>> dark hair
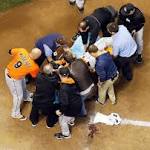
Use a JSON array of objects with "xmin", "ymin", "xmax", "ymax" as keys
[
  {"xmin": 63, "ymin": 51, "xmax": 75, "ymax": 64},
  {"xmin": 79, "ymin": 20, "xmax": 88, "ymax": 30},
  {"xmin": 123, "ymin": 3, "xmax": 135, "ymax": 14},
  {"xmin": 59, "ymin": 67, "xmax": 70, "ymax": 77},
  {"xmin": 55, "ymin": 37, "xmax": 67, "ymax": 46},
  {"xmin": 87, "ymin": 45, "xmax": 98, "ymax": 53},
  {"xmin": 107, "ymin": 22, "xmax": 119, "ymax": 34}
]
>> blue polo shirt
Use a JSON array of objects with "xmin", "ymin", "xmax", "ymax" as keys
[
  {"xmin": 35, "ymin": 33, "xmax": 63, "ymax": 57},
  {"xmin": 95, "ymin": 52, "xmax": 117, "ymax": 82},
  {"xmin": 112, "ymin": 25, "xmax": 137, "ymax": 57}
]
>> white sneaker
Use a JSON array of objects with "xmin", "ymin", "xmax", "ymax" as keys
[
  {"xmin": 12, "ymin": 115, "xmax": 27, "ymax": 121},
  {"xmin": 32, "ymin": 124, "xmax": 37, "ymax": 127}
]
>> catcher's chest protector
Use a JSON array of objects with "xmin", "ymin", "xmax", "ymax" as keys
[{"xmin": 70, "ymin": 59, "xmax": 93, "ymax": 91}]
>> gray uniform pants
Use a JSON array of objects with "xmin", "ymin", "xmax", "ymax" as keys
[
  {"xmin": 59, "ymin": 115, "xmax": 75, "ymax": 136},
  {"xmin": 5, "ymin": 69, "xmax": 30, "ymax": 118}
]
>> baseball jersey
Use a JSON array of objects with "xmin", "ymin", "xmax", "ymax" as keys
[{"xmin": 7, "ymin": 48, "xmax": 40, "ymax": 80}]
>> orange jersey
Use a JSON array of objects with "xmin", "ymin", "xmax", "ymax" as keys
[{"xmin": 7, "ymin": 48, "xmax": 39, "ymax": 80}]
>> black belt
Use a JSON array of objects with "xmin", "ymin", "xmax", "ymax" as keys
[{"xmin": 7, "ymin": 74, "xmax": 11, "ymax": 78}]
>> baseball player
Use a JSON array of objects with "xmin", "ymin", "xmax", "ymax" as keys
[{"xmin": 5, "ymin": 48, "xmax": 41, "ymax": 120}]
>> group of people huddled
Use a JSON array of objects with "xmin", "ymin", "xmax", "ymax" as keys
[{"xmin": 5, "ymin": 3, "xmax": 145, "ymax": 140}]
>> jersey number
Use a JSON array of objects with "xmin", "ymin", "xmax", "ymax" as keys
[{"xmin": 14, "ymin": 61, "xmax": 22, "ymax": 68}]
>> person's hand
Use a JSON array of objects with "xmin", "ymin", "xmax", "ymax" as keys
[
  {"xmin": 98, "ymin": 81, "xmax": 104, "ymax": 86},
  {"xmin": 132, "ymin": 30, "xmax": 136, "ymax": 37},
  {"xmin": 56, "ymin": 110, "xmax": 62, "ymax": 116}
]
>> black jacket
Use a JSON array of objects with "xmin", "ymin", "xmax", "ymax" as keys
[
  {"xmin": 70, "ymin": 59, "xmax": 93, "ymax": 92},
  {"xmin": 118, "ymin": 7, "xmax": 145, "ymax": 32},
  {"xmin": 33, "ymin": 72, "xmax": 60, "ymax": 106},
  {"xmin": 59, "ymin": 83, "xmax": 82, "ymax": 117},
  {"xmin": 80, "ymin": 7, "xmax": 116, "ymax": 45}
]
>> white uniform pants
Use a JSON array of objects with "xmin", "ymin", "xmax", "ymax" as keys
[
  {"xmin": 69, "ymin": 0, "xmax": 84, "ymax": 9},
  {"xmin": 5, "ymin": 69, "xmax": 30, "ymax": 118},
  {"xmin": 135, "ymin": 27, "xmax": 144, "ymax": 55},
  {"xmin": 59, "ymin": 115, "xmax": 75, "ymax": 136}
]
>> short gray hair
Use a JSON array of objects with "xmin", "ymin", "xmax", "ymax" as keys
[{"xmin": 43, "ymin": 64, "xmax": 53, "ymax": 75}]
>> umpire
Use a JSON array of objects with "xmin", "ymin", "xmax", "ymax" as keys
[
  {"xmin": 78, "ymin": 6, "xmax": 118, "ymax": 50},
  {"xmin": 118, "ymin": 3, "xmax": 145, "ymax": 63},
  {"xmin": 30, "ymin": 64, "xmax": 60, "ymax": 127}
]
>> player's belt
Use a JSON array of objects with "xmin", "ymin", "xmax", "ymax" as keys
[{"xmin": 7, "ymin": 74, "xmax": 11, "ymax": 78}]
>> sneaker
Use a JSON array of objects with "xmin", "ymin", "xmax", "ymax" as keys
[
  {"xmin": 68, "ymin": 121, "xmax": 75, "ymax": 126},
  {"xmin": 136, "ymin": 54, "xmax": 143, "ymax": 64},
  {"xmin": 54, "ymin": 133, "xmax": 71, "ymax": 140},
  {"xmin": 12, "ymin": 115, "xmax": 27, "ymax": 121},
  {"xmin": 69, "ymin": 1, "xmax": 75, "ymax": 5},
  {"xmin": 111, "ymin": 101, "xmax": 116, "ymax": 105},
  {"xmin": 46, "ymin": 125, "xmax": 52, "ymax": 129},
  {"xmin": 77, "ymin": 7, "xmax": 84, "ymax": 13},
  {"xmin": 32, "ymin": 124, "xmax": 37, "ymax": 127}
]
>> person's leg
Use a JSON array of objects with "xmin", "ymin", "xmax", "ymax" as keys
[
  {"xmin": 5, "ymin": 70, "xmax": 24, "ymax": 119},
  {"xmin": 29, "ymin": 105, "xmax": 39, "ymax": 126},
  {"xmin": 122, "ymin": 61, "xmax": 133, "ymax": 81},
  {"xmin": 46, "ymin": 106, "xmax": 58, "ymax": 127},
  {"xmin": 108, "ymin": 75, "xmax": 119, "ymax": 104},
  {"xmin": 22, "ymin": 78, "xmax": 33, "ymax": 102},
  {"xmin": 135, "ymin": 27, "xmax": 144, "ymax": 63},
  {"xmin": 97, "ymin": 81, "xmax": 109, "ymax": 104},
  {"xmin": 80, "ymin": 95, "xmax": 87, "ymax": 116},
  {"xmin": 54, "ymin": 115, "xmax": 72, "ymax": 139}
]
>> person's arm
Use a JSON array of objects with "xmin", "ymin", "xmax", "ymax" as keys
[
  {"xmin": 96, "ymin": 62, "xmax": 106, "ymax": 83},
  {"xmin": 80, "ymin": 31, "xmax": 88, "ymax": 47},
  {"xmin": 30, "ymin": 66, "xmax": 40, "ymax": 78},
  {"xmin": 43, "ymin": 44, "xmax": 53, "ymax": 62},
  {"xmin": 89, "ymin": 27, "xmax": 99, "ymax": 46}
]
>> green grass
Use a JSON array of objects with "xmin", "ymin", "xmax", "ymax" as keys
[{"xmin": 0, "ymin": 0, "xmax": 31, "ymax": 12}]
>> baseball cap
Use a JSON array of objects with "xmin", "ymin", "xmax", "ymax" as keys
[
  {"xmin": 123, "ymin": 3, "xmax": 135, "ymax": 14},
  {"xmin": 59, "ymin": 67, "xmax": 70, "ymax": 76}
]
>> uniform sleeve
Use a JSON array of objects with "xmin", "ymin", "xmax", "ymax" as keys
[
  {"xmin": 43, "ymin": 44, "xmax": 53, "ymax": 57},
  {"xmin": 30, "ymin": 66, "xmax": 40, "ymax": 78}
]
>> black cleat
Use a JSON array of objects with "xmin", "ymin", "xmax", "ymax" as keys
[{"xmin": 136, "ymin": 54, "xmax": 143, "ymax": 64}]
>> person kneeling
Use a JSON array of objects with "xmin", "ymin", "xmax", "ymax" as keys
[{"xmin": 54, "ymin": 67, "xmax": 82, "ymax": 140}]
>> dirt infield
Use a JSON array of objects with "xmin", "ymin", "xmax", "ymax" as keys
[{"xmin": 0, "ymin": 0, "xmax": 150, "ymax": 150}]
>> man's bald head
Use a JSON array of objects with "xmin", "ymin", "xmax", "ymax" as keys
[
  {"xmin": 30, "ymin": 48, "xmax": 41, "ymax": 60},
  {"xmin": 78, "ymin": 20, "xmax": 89, "ymax": 32}
]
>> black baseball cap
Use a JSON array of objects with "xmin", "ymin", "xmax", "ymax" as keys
[
  {"xmin": 123, "ymin": 3, "xmax": 135, "ymax": 14},
  {"xmin": 59, "ymin": 67, "xmax": 70, "ymax": 76}
]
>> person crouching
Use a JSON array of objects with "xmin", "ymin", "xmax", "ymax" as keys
[
  {"xmin": 29, "ymin": 64, "xmax": 60, "ymax": 128},
  {"xmin": 54, "ymin": 67, "xmax": 82, "ymax": 140}
]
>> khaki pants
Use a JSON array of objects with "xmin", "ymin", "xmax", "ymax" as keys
[{"xmin": 98, "ymin": 74, "xmax": 119, "ymax": 104}]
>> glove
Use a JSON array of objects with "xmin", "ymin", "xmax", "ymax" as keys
[{"xmin": 50, "ymin": 61, "xmax": 60, "ymax": 69}]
